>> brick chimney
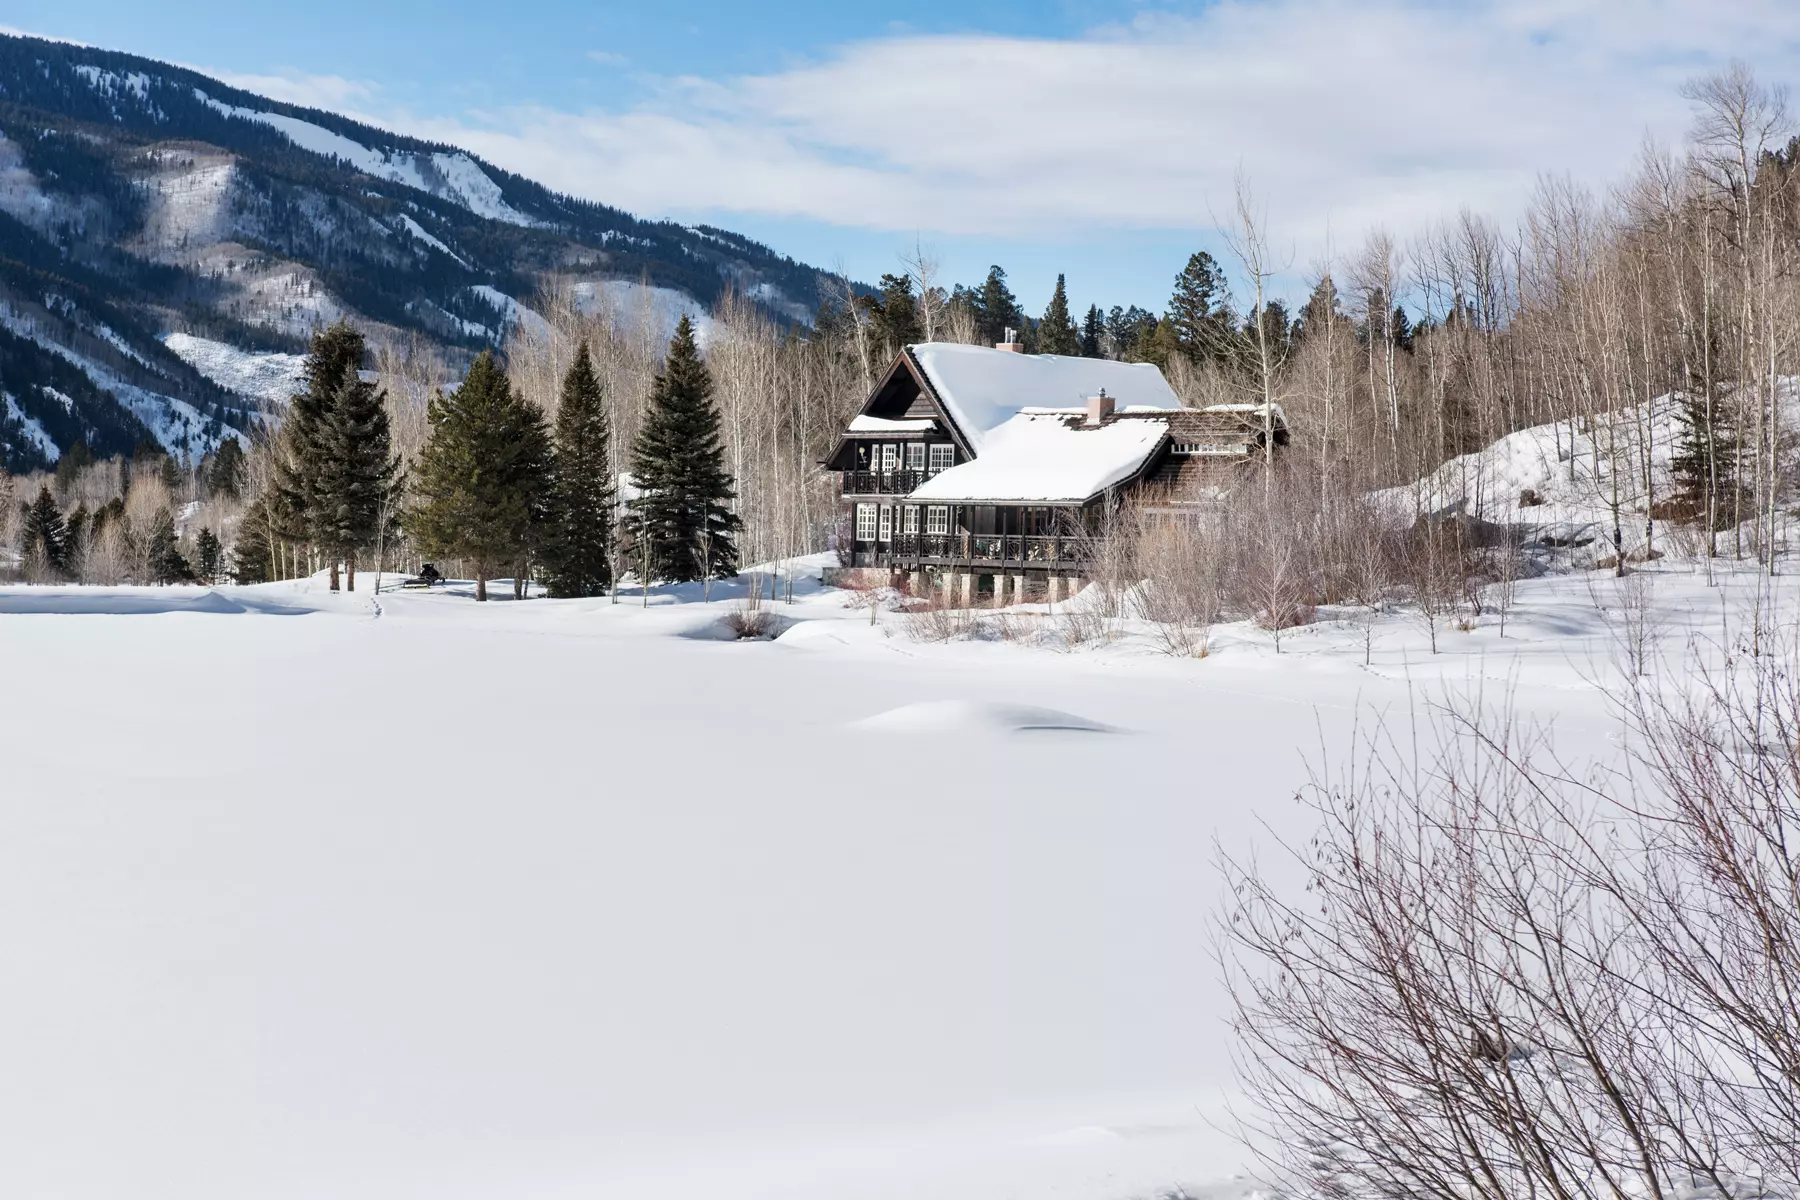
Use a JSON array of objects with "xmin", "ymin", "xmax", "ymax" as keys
[
  {"xmin": 1084, "ymin": 389, "xmax": 1115, "ymax": 427},
  {"xmin": 996, "ymin": 326, "xmax": 1023, "ymax": 353}
]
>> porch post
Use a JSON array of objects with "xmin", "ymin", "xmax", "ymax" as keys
[{"xmin": 992, "ymin": 573, "xmax": 1010, "ymax": 608}]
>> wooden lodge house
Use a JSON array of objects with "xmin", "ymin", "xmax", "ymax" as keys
[{"xmin": 824, "ymin": 340, "xmax": 1289, "ymax": 603}]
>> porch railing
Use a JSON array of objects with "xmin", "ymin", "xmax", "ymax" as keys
[
  {"xmin": 887, "ymin": 533, "xmax": 1087, "ymax": 565},
  {"xmin": 842, "ymin": 469, "xmax": 929, "ymax": 495}
]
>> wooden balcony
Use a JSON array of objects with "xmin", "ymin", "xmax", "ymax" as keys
[
  {"xmin": 884, "ymin": 533, "xmax": 1088, "ymax": 569},
  {"xmin": 842, "ymin": 469, "xmax": 927, "ymax": 495}
]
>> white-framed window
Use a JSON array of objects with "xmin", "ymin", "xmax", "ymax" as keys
[
  {"xmin": 928, "ymin": 443, "xmax": 954, "ymax": 474},
  {"xmin": 855, "ymin": 503, "xmax": 877, "ymax": 542},
  {"xmin": 926, "ymin": 505, "xmax": 951, "ymax": 535},
  {"xmin": 905, "ymin": 442, "xmax": 926, "ymax": 471},
  {"xmin": 877, "ymin": 505, "xmax": 893, "ymax": 543},
  {"xmin": 1173, "ymin": 441, "xmax": 1248, "ymax": 457},
  {"xmin": 881, "ymin": 444, "xmax": 900, "ymax": 472},
  {"xmin": 902, "ymin": 505, "xmax": 920, "ymax": 534}
]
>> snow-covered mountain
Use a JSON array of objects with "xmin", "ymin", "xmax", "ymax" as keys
[{"xmin": 0, "ymin": 32, "xmax": 833, "ymax": 471}]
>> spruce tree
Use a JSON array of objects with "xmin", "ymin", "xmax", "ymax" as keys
[
  {"xmin": 195, "ymin": 527, "xmax": 223, "ymax": 584},
  {"xmin": 407, "ymin": 351, "xmax": 550, "ymax": 601},
  {"xmin": 274, "ymin": 321, "xmax": 365, "ymax": 590},
  {"xmin": 629, "ymin": 316, "xmax": 741, "ymax": 584},
  {"xmin": 230, "ymin": 496, "xmax": 278, "ymax": 584},
  {"xmin": 1168, "ymin": 250, "xmax": 1232, "ymax": 358},
  {"xmin": 207, "ymin": 438, "xmax": 246, "ymax": 499},
  {"xmin": 1080, "ymin": 304, "xmax": 1104, "ymax": 358},
  {"xmin": 313, "ymin": 372, "xmax": 402, "ymax": 592},
  {"xmin": 973, "ymin": 265, "xmax": 1021, "ymax": 345},
  {"xmin": 20, "ymin": 484, "xmax": 68, "ymax": 574},
  {"xmin": 146, "ymin": 509, "xmax": 193, "ymax": 585},
  {"xmin": 1671, "ymin": 397, "xmax": 1739, "ymax": 531},
  {"xmin": 1039, "ymin": 275, "xmax": 1080, "ymax": 356},
  {"xmin": 541, "ymin": 343, "xmax": 617, "ymax": 598}
]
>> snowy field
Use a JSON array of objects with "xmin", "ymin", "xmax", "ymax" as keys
[{"xmin": 0, "ymin": 558, "xmax": 1785, "ymax": 1200}]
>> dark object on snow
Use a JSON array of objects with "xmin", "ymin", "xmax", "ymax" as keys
[{"xmin": 400, "ymin": 563, "xmax": 443, "ymax": 590}]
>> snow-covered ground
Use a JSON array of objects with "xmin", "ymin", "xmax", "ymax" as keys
[{"xmin": 0, "ymin": 555, "xmax": 1786, "ymax": 1200}]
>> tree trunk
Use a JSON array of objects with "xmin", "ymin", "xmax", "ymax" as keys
[
  {"xmin": 329, "ymin": 560, "xmax": 340, "ymax": 592},
  {"xmin": 346, "ymin": 554, "xmax": 356, "ymax": 593},
  {"xmin": 476, "ymin": 572, "xmax": 488, "ymax": 602}
]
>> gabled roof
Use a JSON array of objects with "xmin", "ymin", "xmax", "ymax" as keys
[{"xmin": 907, "ymin": 344, "xmax": 1181, "ymax": 451}]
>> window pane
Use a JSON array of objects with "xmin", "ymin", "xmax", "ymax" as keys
[
  {"xmin": 856, "ymin": 504, "xmax": 876, "ymax": 540},
  {"xmin": 906, "ymin": 442, "xmax": 925, "ymax": 471},
  {"xmin": 881, "ymin": 445, "xmax": 899, "ymax": 472},
  {"xmin": 878, "ymin": 505, "xmax": 892, "ymax": 542},
  {"xmin": 928, "ymin": 444, "xmax": 954, "ymax": 473},
  {"xmin": 902, "ymin": 505, "xmax": 919, "ymax": 533}
]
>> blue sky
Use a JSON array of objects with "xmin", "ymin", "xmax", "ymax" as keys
[{"xmin": 10, "ymin": 1, "xmax": 1800, "ymax": 317}]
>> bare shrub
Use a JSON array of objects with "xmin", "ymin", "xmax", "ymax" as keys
[
  {"xmin": 902, "ymin": 593, "xmax": 981, "ymax": 642},
  {"xmin": 725, "ymin": 575, "xmax": 774, "ymax": 639},
  {"xmin": 1134, "ymin": 516, "xmax": 1225, "ymax": 657},
  {"xmin": 1222, "ymin": 624, "xmax": 1800, "ymax": 1200}
]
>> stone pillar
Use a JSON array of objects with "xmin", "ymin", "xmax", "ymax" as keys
[
  {"xmin": 992, "ymin": 573, "xmax": 1010, "ymax": 608},
  {"xmin": 1047, "ymin": 575, "xmax": 1064, "ymax": 606},
  {"xmin": 958, "ymin": 572, "xmax": 975, "ymax": 607},
  {"xmin": 1013, "ymin": 574, "xmax": 1028, "ymax": 606}
]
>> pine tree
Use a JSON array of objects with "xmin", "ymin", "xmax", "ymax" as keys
[
  {"xmin": 20, "ymin": 484, "xmax": 68, "ymax": 573},
  {"xmin": 1670, "ymin": 396, "xmax": 1740, "ymax": 531},
  {"xmin": 1168, "ymin": 250, "xmax": 1233, "ymax": 358},
  {"xmin": 541, "ymin": 343, "xmax": 617, "ymax": 598},
  {"xmin": 195, "ymin": 527, "xmax": 223, "ymax": 584},
  {"xmin": 207, "ymin": 437, "xmax": 246, "ymax": 499},
  {"xmin": 629, "ymin": 316, "xmax": 741, "ymax": 584},
  {"xmin": 230, "ymin": 496, "xmax": 278, "ymax": 584},
  {"xmin": 973, "ymin": 265, "xmax": 1022, "ymax": 345},
  {"xmin": 1295, "ymin": 274, "xmax": 1343, "ymax": 342},
  {"xmin": 406, "ymin": 351, "xmax": 550, "ymax": 601},
  {"xmin": 146, "ymin": 509, "xmax": 193, "ymax": 585},
  {"xmin": 274, "ymin": 321, "xmax": 365, "ymax": 590},
  {"xmin": 313, "ymin": 371, "xmax": 401, "ymax": 592},
  {"xmin": 1039, "ymin": 274, "xmax": 1080, "ymax": 356},
  {"xmin": 1080, "ymin": 304, "xmax": 1104, "ymax": 358},
  {"xmin": 865, "ymin": 274, "xmax": 922, "ymax": 358}
]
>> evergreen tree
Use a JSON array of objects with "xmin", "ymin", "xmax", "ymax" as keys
[
  {"xmin": 313, "ymin": 371, "xmax": 402, "ymax": 592},
  {"xmin": 1039, "ymin": 275, "xmax": 1080, "ymax": 356},
  {"xmin": 1670, "ymin": 396, "xmax": 1740, "ymax": 531},
  {"xmin": 864, "ymin": 274, "xmax": 922, "ymax": 358},
  {"xmin": 53, "ymin": 440, "xmax": 93, "ymax": 492},
  {"xmin": 541, "ymin": 343, "xmax": 617, "ymax": 598},
  {"xmin": 65, "ymin": 502, "xmax": 90, "ymax": 570},
  {"xmin": 1295, "ymin": 274, "xmax": 1343, "ymax": 342},
  {"xmin": 146, "ymin": 509, "xmax": 193, "ymax": 585},
  {"xmin": 972, "ymin": 265, "xmax": 1022, "ymax": 345},
  {"xmin": 230, "ymin": 496, "xmax": 278, "ymax": 585},
  {"xmin": 195, "ymin": 527, "xmax": 223, "ymax": 584},
  {"xmin": 20, "ymin": 484, "xmax": 68, "ymax": 573},
  {"xmin": 207, "ymin": 437, "xmax": 246, "ymax": 499},
  {"xmin": 274, "ymin": 320, "xmax": 365, "ymax": 589},
  {"xmin": 406, "ymin": 351, "xmax": 550, "ymax": 601},
  {"xmin": 629, "ymin": 316, "xmax": 741, "ymax": 584},
  {"xmin": 1080, "ymin": 304, "xmax": 1104, "ymax": 358},
  {"xmin": 1168, "ymin": 250, "xmax": 1233, "ymax": 358}
]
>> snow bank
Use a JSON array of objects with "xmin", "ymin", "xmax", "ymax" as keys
[
  {"xmin": 909, "ymin": 412, "xmax": 1169, "ymax": 503},
  {"xmin": 910, "ymin": 343, "xmax": 1180, "ymax": 450},
  {"xmin": 852, "ymin": 699, "xmax": 1117, "ymax": 734},
  {"xmin": 3, "ymin": 393, "xmax": 59, "ymax": 461}
]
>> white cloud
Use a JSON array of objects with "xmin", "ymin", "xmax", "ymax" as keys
[
  {"xmin": 385, "ymin": 0, "xmax": 1800, "ymax": 255},
  {"xmin": 586, "ymin": 50, "xmax": 629, "ymax": 67},
  {"xmin": 209, "ymin": 69, "xmax": 376, "ymax": 113}
]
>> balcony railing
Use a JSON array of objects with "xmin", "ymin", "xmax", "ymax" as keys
[
  {"xmin": 886, "ymin": 533, "xmax": 1087, "ymax": 565},
  {"xmin": 842, "ymin": 469, "xmax": 928, "ymax": 495}
]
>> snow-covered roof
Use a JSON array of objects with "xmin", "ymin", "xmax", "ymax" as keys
[
  {"xmin": 908, "ymin": 413, "xmax": 1171, "ymax": 505},
  {"xmin": 1201, "ymin": 402, "xmax": 1289, "ymax": 426},
  {"xmin": 909, "ymin": 344, "xmax": 1180, "ymax": 451},
  {"xmin": 848, "ymin": 415, "xmax": 937, "ymax": 434}
]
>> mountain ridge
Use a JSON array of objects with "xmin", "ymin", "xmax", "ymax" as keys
[{"xmin": 0, "ymin": 31, "xmax": 841, "ymax": 471}]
